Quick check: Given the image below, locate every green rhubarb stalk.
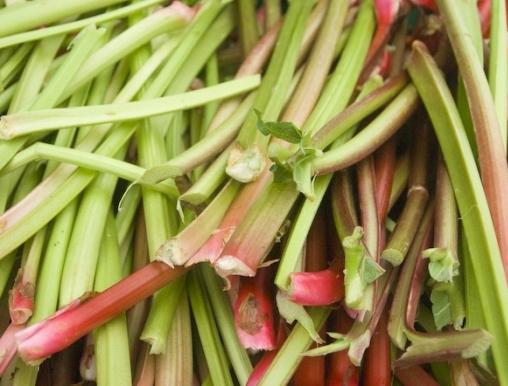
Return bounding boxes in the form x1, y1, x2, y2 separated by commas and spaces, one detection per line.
93, 214, 132, 386
488, 0, 507, 148
407, 41, 508, 385
237, 0, 259, 56
140, 279, 186, 354
188, 269, 234, 386
436, 0, 508, 275
0, 0, 166, 49
61, 4, 192, 101
200, 265, 252, 385
154, 293, 193, 386
0, 25, 101, 169
0, 76, 260, 138
0, 42, 33, 89
0, 84, 15, 113
0, 0, 128, 37
1, 143, 178, 196
265, 0, 281, 29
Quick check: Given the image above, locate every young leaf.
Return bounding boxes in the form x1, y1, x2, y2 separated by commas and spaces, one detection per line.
423, 247, 459, 283
254, 109, 302, 144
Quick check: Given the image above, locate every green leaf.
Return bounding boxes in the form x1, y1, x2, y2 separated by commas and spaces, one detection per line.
293, 158, 314, 199
270, 162, 293, 183
430, 286, 453, 330
361, 258, 385, 284
423, 247, 459, 283
254, 109, 302, 143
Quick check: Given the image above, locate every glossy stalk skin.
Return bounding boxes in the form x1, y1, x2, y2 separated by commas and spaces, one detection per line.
16, 262, 187, 363
234, 266, 276, 351
0, 323, 22, 375
288, 270, 344, 306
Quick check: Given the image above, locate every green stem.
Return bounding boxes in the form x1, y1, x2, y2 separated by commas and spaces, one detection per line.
407, 41, 508, 385
0, 0, 128, 37
93, 213, 132, 386
0, 0, 166, 49
311, 85, 418, 175
0, 42, 33, 89
265, 0, 281, 29
1, 143, 178, 196
436, 0, 508, 275
0, 76, 260, 138
188, 269, 234, 386
237, 0, 259, 56
488, 0, 507, 149
201, 264, 252, 385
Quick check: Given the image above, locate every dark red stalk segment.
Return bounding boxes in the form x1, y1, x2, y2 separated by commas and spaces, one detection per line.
234, 266, 276, 351
292, 342, 325, 386
395, 365, 440, 386
363, 309, 391, 386
0, 323, 22, 375
9, 268, 34, 325
409, 0, 437, 12
16, 262, 187, 363
326, 310, 359, 386
246, 321, 287, 386
478, 0, 491, 37
306, 209, 328, 272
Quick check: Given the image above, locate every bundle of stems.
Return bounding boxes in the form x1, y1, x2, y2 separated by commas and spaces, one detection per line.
0, 0, 506, 385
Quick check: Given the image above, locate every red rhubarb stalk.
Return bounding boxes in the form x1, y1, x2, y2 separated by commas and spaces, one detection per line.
234, 266, 276, 351
246, 321, 287, 386
292, 343, 325, 386
363, 311, 391, 386
16, 262, 186, 363
288, 210, 344, 306
0, 323, 22, 375
395, 365, 440, 386
327, 311, 359, 386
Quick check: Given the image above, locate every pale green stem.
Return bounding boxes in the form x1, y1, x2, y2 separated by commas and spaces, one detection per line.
0, 0, 166, 49
1, 143, 178, 196
93, 213, 132, 386
0, 0, 127, 37
0, 76, 260, 138
0, 42, 33, 89
237, 0, 259, 56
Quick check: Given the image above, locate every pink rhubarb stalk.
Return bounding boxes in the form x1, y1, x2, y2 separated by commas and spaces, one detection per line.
367, 0, 400, 64
288, 270, 344, 306
234, 266, 276, 351
9, 268, 34, 325
16, 262, 186, 363
246, 321, 287, 386
0, 323, 22, 375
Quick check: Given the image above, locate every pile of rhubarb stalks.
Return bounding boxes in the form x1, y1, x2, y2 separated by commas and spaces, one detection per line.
0, 0, 506, 385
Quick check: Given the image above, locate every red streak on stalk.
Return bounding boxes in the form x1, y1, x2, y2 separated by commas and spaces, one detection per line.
16, 262, 186, 363
0, 323, 22, 375
363, 311, 391, 386
395, 365, 440, 386
246, 322, 287, 386
288, 270, 344, 306
186, 168, 272, 267
9, 269, 34, 325
234, 267, 276, 351
478, 0, 491, 37
367, 0, 400, 63
327, 311, 359, 386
